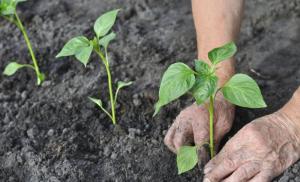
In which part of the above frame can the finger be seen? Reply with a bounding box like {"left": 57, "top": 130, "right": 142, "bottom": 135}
{"left": 248, "top": 170, "right": 273, "bottom": 182}
{"left": 222, "top": 162, "right": 260, "bottom": 182}
{"left": 197, "top": 143, "right": 210, "bottom": 173}
{"left": 164, "top": 123, "right": 177, "bottom": 153}
{"left": 173, "top": 129, "right": 192, "bottom": 151}
{"left": 204, "top": 135, "right": 238, "bottom": 174}
{"left": 204, "top": 152, "right": 243, "bottom": 182}
{"left": 192, "top": 120, "right": 210, "bottom": 170}
{"left": 204, "top": 147, "right": 228, "bottom": 174}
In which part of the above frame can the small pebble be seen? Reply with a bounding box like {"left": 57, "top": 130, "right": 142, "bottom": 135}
{"left": 21, "top": 91, "right": 27, "bottom": 100}
{"left": 133, "top": 98, "right": 141, "bottom": 106}
{"left": 42, "top": 81, "right": 51, "bottom": 87}
{"left": 103, "top": 146, "right": 110, "bottom": 157}
{"left": 47, "top": 129, "right": 54, "bottom": 136}
{"left": 111, "top": 152, "right": 117, "bottom": 159}
{"left": 62, "top": 128, "right": 68, "bottom": 134}
{"left": 27, "top": 128, "right": 35, "bottom": 139}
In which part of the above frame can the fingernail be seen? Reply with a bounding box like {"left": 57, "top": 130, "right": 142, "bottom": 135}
{"left": 203, "top": 178, "right": 211, "bottom": 182}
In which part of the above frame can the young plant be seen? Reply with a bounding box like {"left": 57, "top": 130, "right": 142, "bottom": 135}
{"left": 56, "top": 9, "right": 132, "bottom": 125}
{"left": 154, "top": 42, "right": 266, "bottom": 174}
{"left": 1, "top": 0, "right": 44, "bottom": 85}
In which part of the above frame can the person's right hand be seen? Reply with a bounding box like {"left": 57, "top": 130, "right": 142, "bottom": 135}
{"left": 164, "top": 94, "right": 235, "bottom": 162}
{"left": 203, "top": 111, "right": 300, "bottom": 182}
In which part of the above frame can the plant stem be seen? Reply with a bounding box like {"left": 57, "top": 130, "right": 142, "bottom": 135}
{"left": 104, "top": 62, "right": 116, "bottom": 125}
{"left": 209, "top": 96, "right": 215, "bottom": 158}
{"left": 14, "top": 11, "right": 42, "bottom": 84}
{"left": 95, "top": 49, "right": 116, "bottom": 125}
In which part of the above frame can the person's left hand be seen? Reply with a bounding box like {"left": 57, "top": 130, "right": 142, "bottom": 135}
{"left": 203, "top": 111, "right": 300, "bottom": 182}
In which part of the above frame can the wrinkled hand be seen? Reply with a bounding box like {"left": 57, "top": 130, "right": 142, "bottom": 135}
{"left": 204, "top": 111, "right": 300, "bottom": 182}
{"left": 164, "top": 94, "right": 235, "bottom": 159}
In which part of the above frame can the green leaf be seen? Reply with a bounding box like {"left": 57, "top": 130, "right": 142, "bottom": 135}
{"left": 88, "top": 97, "right": 103, "bottom": 108}
{"left": 89, "top": 96, "right": 114, "bottom": 121}
{"left": 208, "top": 42, "right": 237, "bottom": 65}
{"left": 56, "top": 36, "right": 90, "bottom": 57}
{"left": 177, "top": 146, "right": 198, "bottom": 175}
{"left": 192, "top": 75, "right": 218, "bottom": 105}
{"left": 56, "top": 36, "right": 93, "bottom": 67}
{"left": 3, "top": 62, "right": 27, "bottom": 76}
{"left": 0, "top": 0, "right": 25, "bottom": 15}
{"left": 114, "top": 81, "right": 132, "bottom": 104}
{"left": 94, "top": 9, "right": 120, "bottom": 38}
{"left": 117, "top": 81, "right": 132, "bottom": 90}
{"left": 74, "top": 44, "right": 93, "bottom": 66}
{"left": 194, "top": 60, "right": 211, "bottom": 75}
{"left": 0, "top": 0, "right": 15, "bottom": 15}
{"left": 221, "top": 74, "right": 267, "bottom": 108}
{"left": 99, "top": 32, "right": 116, "bottom": 50}
{"left": 154, "top": 63, "right": 196, "bottom": 116}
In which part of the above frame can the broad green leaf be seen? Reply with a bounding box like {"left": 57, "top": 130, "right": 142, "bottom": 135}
{"left": 99, "top": 32, "right": 116, "bottom": 50}
{"left": 3, "top": 62, "right": 27, "bottom": 76}
{"left": 56, "top": 36, "right": 93, "bottom": 67}
{"left": 0, "top": 0, "right": 15, "bottom": 15}
{"left": 154, "top": 63, "right": 196, "bottom": 116}
{"left": 0, "top": 0, "right": 25, "bottom": 15}
{"left": 194, "top": 60, "right": 211, "bottom": 75}
{"left": 88, "top": 97, "right": 103, "bottom": 107}
{"left": 192, "top": 75, "right": 218, "bottom": 105}
{"left": 208, "top": 42, "right": 237, "bottom": 65}
{"left": 74, "top": 44, "right": 93, "bottom": 67}
{"left": 177, "top": 146, "right": 198, "bottom": 174}
{"left": 221, "top": 74, "right": 267, "bottom": 108}
{"left": 56, "top": 36, "right": 90, "bottom": 57}
{"left": 94, "top": 9, "right": 120, "bottom": 38}
{"left": 37, "top": 72, "right": 45, "bottom": 86}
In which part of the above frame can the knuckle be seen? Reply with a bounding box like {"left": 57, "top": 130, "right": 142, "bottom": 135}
{"left": 223, "top": 157, "right": 236, "bottom": 169}
{"left": 164, "top": 133, "right": 173, "bottom": 146}
{"left": 239, "top": 166, "right": 251, "bottom": 179}
{"left": 163, "top": 136, "right": 171, "bottom": 146}
{"left": 243, "top": 123, "right": 257, "bottom": 133}
{"left": 221, "top": 121, "right": 232, "bottom": 133}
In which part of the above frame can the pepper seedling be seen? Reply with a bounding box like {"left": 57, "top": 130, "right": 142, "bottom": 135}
{"left": 56, "top": 9, "right": 132, "bottom": 125}
{"left": 1, "top": 0, "right": 45, "bottom": 85}
{"left": 154, "top": 42, "right": 267, "bottom": 174}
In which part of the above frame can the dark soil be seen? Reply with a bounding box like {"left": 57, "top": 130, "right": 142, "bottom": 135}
{"left": 0, "top": 0, "right": 300, "bottom": 181}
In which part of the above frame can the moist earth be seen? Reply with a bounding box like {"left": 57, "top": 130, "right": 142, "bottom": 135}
{"left": 0, "top": 0, "right": 300, "bottom": 181}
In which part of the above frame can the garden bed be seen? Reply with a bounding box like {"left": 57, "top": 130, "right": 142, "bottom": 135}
{"left": 0, "top": 0, "right": 300, "bottom": 181}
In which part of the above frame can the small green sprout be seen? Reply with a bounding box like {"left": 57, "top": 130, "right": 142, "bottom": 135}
{"left": 56, "top": 9, "right": 132, "bottom": 125}
{"left": 1, "top": 0, "right": 44, "bottom": 85}
{"left": 154, "top": 42, "right": 266, "bottom": 174}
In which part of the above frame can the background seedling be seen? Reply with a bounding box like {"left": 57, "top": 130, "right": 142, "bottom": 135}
{"left": 1, "top": 0, "right": 44, "bottom": 85}
{"left": 56, "top": 9, "right": 132, "bottom": 125}
{"left": 154, "top": 42, "right": 266, "bottom": 174}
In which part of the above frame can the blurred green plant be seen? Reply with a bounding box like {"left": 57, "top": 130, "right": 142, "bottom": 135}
{"left": 56, "top": 9, "right": 132, "bottom": 125}
{"left": 1, "top": 0, "right": 44, "bottom": 85}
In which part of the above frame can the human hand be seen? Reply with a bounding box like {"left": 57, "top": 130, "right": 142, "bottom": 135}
{"left": 164, "top": 94, "right": 235, "bottom": 164}
{"left": 203, "top": 111, "right": 300, "bottom": 182}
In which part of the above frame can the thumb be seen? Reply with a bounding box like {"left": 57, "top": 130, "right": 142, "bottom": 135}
{"left": 192, "top": 122, "right": 210, "bottom": 173}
